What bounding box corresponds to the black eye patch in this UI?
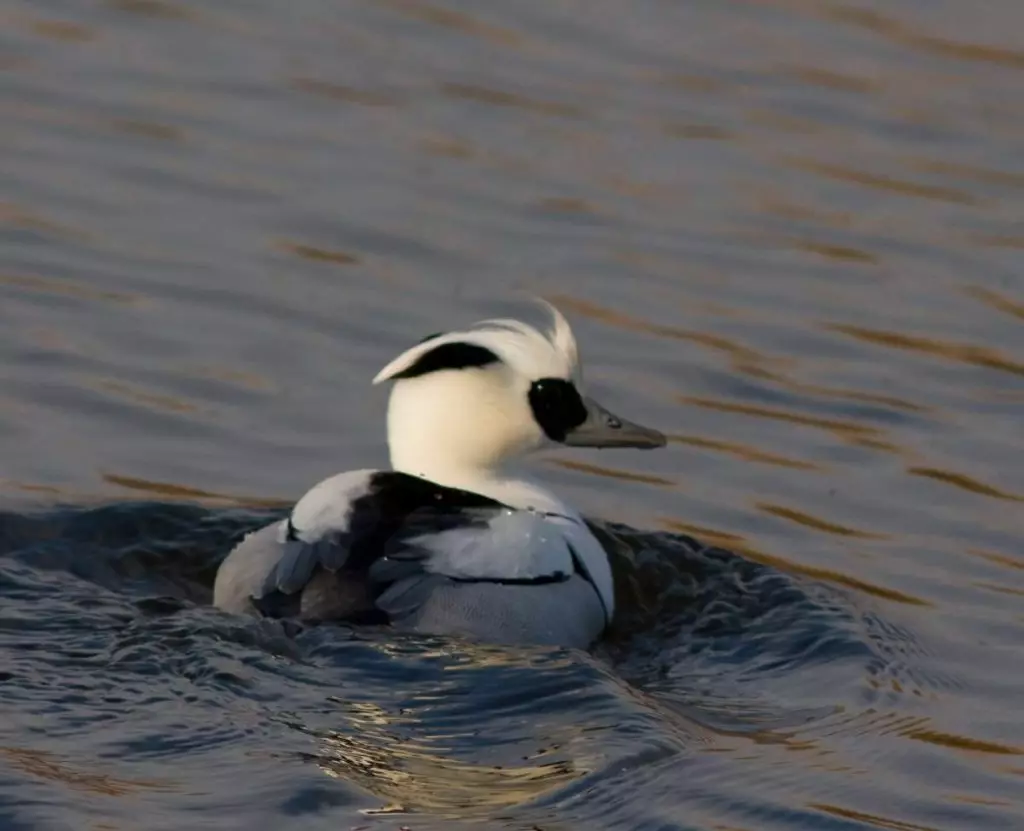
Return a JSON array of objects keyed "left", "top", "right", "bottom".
[
  {"left": 528, "top": 378, "right": 588, "bottom": 441},
  {"left": 392, "top": 341, "right": 500, "bottom": 380}
]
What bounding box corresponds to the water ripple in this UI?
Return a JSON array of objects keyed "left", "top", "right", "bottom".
[
  {"left": 0, "top": 502, "right": 981, "bottom": 828},
  {"left": 5, "top": 0, "right": 1024, "bottom": 826}
]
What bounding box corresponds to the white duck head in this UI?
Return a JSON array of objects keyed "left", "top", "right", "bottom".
[{"left": 373, "top": 303, "right": 666, "bottom": 486}]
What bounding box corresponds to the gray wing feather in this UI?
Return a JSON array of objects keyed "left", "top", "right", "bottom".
[
  {"left": 253, "top": 469, "right": 379, "bottom": 598},
  {"left": 256, "top": 508, "right": 575, "bottom": 601},
  {"left": 374, "top": 573, "right": 451, "bottom": 620},
  {"left": 265, "top": 533, "right": 352, "bottom": 596},
  {"left": 214, "top": 468, "right": 583, "bottom": 627}
]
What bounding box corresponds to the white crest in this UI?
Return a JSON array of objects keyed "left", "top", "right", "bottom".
[{"left": 373, "top": 300, "right": 581, "bottom": 385}]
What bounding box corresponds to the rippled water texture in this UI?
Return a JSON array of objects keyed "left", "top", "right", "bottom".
[{"left": 3, "top": 0, "right": 1023, "bottom": 829}]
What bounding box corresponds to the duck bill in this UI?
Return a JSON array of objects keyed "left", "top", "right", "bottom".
[{"left": 562, "top": 397, "right": 666, "bottom": 449}]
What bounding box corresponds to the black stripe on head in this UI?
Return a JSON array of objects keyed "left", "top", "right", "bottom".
[
  {"left": 391, "top": 341, "right": 501, "bottom": 380},
  {"left": 528, "top": 378, "right": 588, "bottom": 442}
]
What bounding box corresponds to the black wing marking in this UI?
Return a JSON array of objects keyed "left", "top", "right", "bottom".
[{"left": 253, "top": 471, "right": 516, "bottom": 621}]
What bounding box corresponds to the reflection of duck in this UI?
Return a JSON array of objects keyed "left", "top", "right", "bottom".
[{"left": 214, "top": 303, "right": 665, "bottom": 648}]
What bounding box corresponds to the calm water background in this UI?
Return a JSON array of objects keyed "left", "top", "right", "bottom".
[{"left": 3, "top": 1, "right": 1023, "bottom": 829}]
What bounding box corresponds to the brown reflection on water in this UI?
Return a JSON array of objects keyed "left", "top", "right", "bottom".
[
  {"left": 552, "top": 294, "right": 779, "bottom": 377},
  {"left": 908, "top": 467, "right": 1024, "bottom": 502},
  {"left": 951, "top": 795, "right": 1015, "bottom": 808},
  {"left": 106, "top": 0, "right": 194, "bottom": 22},
  {"left": 1, "top": 480, "right": 74, "bottom": 500},
  {"left": 547, "top": 458, "right": 676, "bottom": 488},
  {"left": 902, "top": 726, "right": 1022, "bottom": 756},
  {"left": 26, "top": 19, "right": 95, "bottom": 43},
  {"left": 1, "top": 203, "right": 75, "bottom": 238},
  {"left": 750, "top": 109, "right": 827, "bottom": 137},
  {"left": 93, "top": 379, "right": 198, "bottom": 415},
  {"left": 289, "top": 78, "right": 400, "bottom": 108},
  {"left": 556, "top": 294, "right": 925, "bottom": 419},
  {"left": 791, "top": 238, "right": 878, "bottom": 264},
  {"left": 107, "top": 119, "right": 184, "bottom": 143},
  {"left": 378, "top": 0, "right": 524, "bottom": 47},
  {"left": 827, "top": 325, "right": 1024, "bottom": 378},
  {"left": 660, "top": 520, "right": 745, "bottom": 549},
  {"left": 812, "top": 711, "right": 931, "bottom": 742},
  {"left": 973, "top": 234, "right": 1024, "bottom": 250},
  {"left": 792, "top": 160, "right": 979, "bottom": 205},
  {"left": 825, "top": 6, "right": 1024, "bottom": 71},
  {"left": 912, "top": 160, "right": 1024, "bottom": 189},
  {"left": 278, "top": 240, "right": 360, "bottom": 266},
  {"left": 1, "top": 747, "right": 175, "bottom": 797},
  {"left": 660, "top": 519, "right": 929, "bottom": 606},
  {"left": 646, "top": 70, "right": 728, "bottom": 94},
  {"left": 0, "top": 479, "right": 156, "bottom": 509},
  {"left": 535, "top": 196, "right": 602, "bottom": 215},
  {"left": 677, "top": 397, "right": 899, "bottom": 452},
  {"left": 969, "top": 548, "right": 1024, "bottom": 572},
  {"left": 2, "top": 272, "right": 141, "bottom": 306},
  {"left": 440, "top": 83, "right": 583, "bottom": 118},
  {"left": 756, "top": 503, "right": 887, "bottom": 540},
  {"left": 965, "top": 287, "right": 1024, "bottom": 323},
  {"left": 974, "top": 582, "right": 1024, "bottom": 598},
  {"left": 102, "top": 473, "right": 286, "bottom": 508},
  {"left": 185, "top": 364, "right": 277, "bottom": 393},
  {"left": 671, "top": 434, "right": 821, "bottom": 471},
  {"left": 790, "top": 384, "right": 925, "bottom": 414},
  {"left": 782, "top": 64, "right": 881, "bottom": 94},
  {"left": 660, "top": 122, "right": 734, "bottom": 141},
  {"left": 419, "top": 135, "right": 476, "bottom": 160},
  {"left": 809, "top": 801, "right": 940, "bottom": 831},
  {"left": 753, "top": 191, "right": 854, "bottom": 228}
]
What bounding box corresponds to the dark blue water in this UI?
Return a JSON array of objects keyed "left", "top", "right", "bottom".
[
  {"left": 0, "top": 503, "right": 950, "bottom": 830},
  {"left": 3, "top": 501, "right": 1019, "bottom": 830},
  {"left": 4, "top": 0, "right": 1023, "bottom": 828}
]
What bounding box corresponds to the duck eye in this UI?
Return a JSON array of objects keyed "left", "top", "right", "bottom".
[{"left": 528, "top": 378, "right": 588, "bottom": 442}]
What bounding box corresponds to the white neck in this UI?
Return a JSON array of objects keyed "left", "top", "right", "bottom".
[
  {"left": 384, "top": 372, "right": 542, "bottom": 491},
  {"left": 389, "top": 439, "right": 502, "bottom": 492},
  {"left": 393, "top": 444, "right": 577, "bottom": 523},
  {"left": 386, "top": 384, "right": 573, "bottom": 515}
]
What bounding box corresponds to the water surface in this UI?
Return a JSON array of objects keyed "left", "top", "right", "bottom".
[{"left": 3, "top": 0, "right": 1023, "bottom": 829}]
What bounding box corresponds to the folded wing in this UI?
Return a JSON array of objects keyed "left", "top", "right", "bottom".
[{"left": 215, "top": 470, "right": 582, "bottom": 624}]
